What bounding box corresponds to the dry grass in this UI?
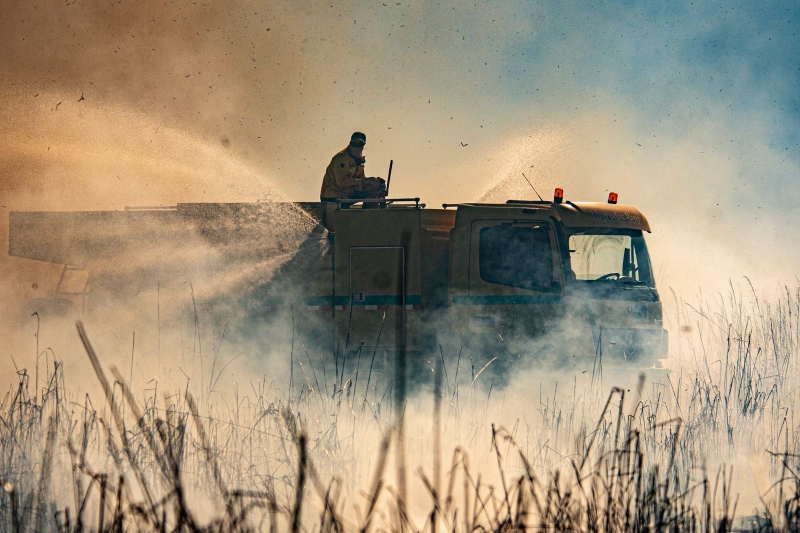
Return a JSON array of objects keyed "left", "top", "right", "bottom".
[{"left": 1, "top": 284, "right": 798, "bottom": 531}]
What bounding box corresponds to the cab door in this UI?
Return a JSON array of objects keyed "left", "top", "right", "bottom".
[{"left": 466, "top": 220, "right": 563, "bottom": 357}]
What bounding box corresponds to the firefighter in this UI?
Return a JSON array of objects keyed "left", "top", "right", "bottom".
[{"left": 320, "top": 132, "right": 385, "bottom": 203}]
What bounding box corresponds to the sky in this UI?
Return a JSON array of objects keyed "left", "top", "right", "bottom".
[{"left": 1, "top": 0, "right": 798, "bottom": 306}]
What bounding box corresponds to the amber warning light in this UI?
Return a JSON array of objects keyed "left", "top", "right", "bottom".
[
  {"left": 553, "top": 187, "right": 564, "bottom": 204},
  {"left": 608, "top": 192, "right": 618, "bottom": 204}
]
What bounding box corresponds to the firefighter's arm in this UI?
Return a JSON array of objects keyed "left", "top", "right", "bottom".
[{"left": 332, "top": 160, "right": 363, "bottom": 189}]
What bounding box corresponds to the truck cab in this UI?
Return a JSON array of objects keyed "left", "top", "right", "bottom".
[{"left": 446, "top": 200, "right": 666, "bottom": 371}]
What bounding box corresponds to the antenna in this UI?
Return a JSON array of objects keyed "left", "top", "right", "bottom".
[
  {"left": 521, "top": 173, "right": 543, "bottom": 201},
  {"left": 386, "top": 160, "right": 394, "bottom": 196}
]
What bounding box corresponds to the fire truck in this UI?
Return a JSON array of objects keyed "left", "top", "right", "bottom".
[{"left": 9, "top": 189, "right": 667, "bottom": 372}]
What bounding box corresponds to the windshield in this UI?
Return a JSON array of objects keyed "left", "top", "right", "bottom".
[{"left": 566, "top": 228, "right": 656, "bottom": 299}]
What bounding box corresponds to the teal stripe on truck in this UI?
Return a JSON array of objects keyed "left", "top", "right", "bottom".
[
  {"left": 352, "top": 295, "right": 422, "bottom": 306},
  {"left": 451, "top": 295, "right": 562, "bottom": 305}
]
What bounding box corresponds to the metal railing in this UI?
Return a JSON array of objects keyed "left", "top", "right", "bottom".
[{"left": 334, "top": 197, "right": 421, "bottom": 208}]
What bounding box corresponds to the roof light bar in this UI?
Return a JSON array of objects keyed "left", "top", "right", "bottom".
[{"left": 554, "top": 187, "right": 564, "bottom": 204}]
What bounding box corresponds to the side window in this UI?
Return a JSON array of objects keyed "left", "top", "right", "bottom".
[{"left": 479, "top": 223, "right": 557, "bottom": 291}]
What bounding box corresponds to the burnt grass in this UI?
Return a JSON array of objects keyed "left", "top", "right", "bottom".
[{"left": 1, "top": 285, "right": 799, "bottom": 532}]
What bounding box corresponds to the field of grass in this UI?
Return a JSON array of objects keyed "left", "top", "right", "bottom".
[{"left": 1, "top": 283, "right": 798, "bottom": 532}]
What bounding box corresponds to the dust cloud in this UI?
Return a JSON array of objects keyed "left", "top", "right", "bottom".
[
  {"left": 1, "top": 1, "right": 799, "bottom": 527},
  {"left": 0, "top": 102, "right": 333, "bottom": 423}
]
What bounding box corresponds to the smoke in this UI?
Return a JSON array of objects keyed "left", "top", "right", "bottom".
[
  {"left": 1, "top": 1, "right": 799, "bottom": 524},
  {"left": 0, "top": 90, "right": 325, "bottom": 404},
  {"left": 1, "top": 0, "right": 796, "bottom": 397}
]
